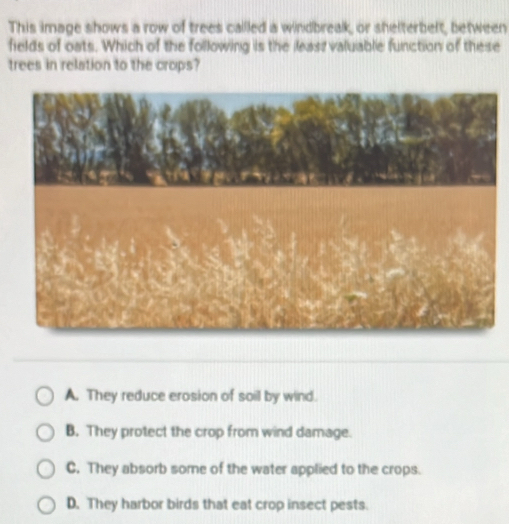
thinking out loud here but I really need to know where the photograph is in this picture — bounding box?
[34,92,496,328]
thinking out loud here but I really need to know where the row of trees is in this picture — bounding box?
[34,93,497,186]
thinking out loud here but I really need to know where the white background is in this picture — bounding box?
[1,1,508,522]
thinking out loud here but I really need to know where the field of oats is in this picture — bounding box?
[35,186,496,328]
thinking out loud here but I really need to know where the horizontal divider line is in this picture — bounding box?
[12,359,509,364]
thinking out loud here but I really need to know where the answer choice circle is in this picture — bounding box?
[37,496,56,514]
[36,424,55,442]
[36,387,54,406]
[37,459,56,479]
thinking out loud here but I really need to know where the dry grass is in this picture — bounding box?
[35,186,495,328]
[34,186,497,259]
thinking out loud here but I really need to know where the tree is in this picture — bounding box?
[399,94,437,184]
[432,94,496,184]
[157,104,180,183]
[103,94,155,184]
[336,94,364,183]
[64,94,102,184]
[271,107,308,183]
[229,104,277,183]
[469,94,497,182]
[33,92,497,187]
[360,97,392,183]
[292,97,343,184]
[173,99,228,184]
[34,94,60,183]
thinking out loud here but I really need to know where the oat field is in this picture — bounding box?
[35,186,496,328]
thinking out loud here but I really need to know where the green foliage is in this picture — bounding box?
[230,104,277,183]
[104,94,155,184]
[34,94,102,183]
[173,99,228,184]
[34,93,497,186]
[157,103,180,183]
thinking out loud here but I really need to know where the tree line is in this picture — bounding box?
[34,93,496,186]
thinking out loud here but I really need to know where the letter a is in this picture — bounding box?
[65,388,78,401]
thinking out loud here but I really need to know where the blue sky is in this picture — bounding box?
[132,93,449,116]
